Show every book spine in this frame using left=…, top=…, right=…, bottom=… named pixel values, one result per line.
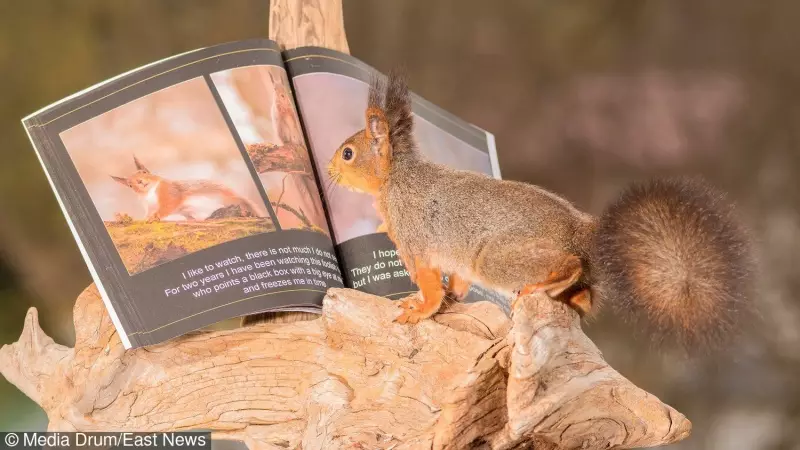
left=283, top=57, right=340, bottom=245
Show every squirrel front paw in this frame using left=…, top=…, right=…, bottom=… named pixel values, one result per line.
left=394, top=296, right=428, bottom=325
left=393, top=293, right=441, bottom=325
left=376, top=222, right=388, bottom=233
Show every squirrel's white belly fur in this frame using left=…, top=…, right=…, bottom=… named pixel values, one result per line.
left=179, top=194, right=228, bottom=220
left=143, top=181, right=232, bottom=221
left=143, top=183, right=161, bottom=218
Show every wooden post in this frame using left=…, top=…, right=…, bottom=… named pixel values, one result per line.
left=269, top=0, right=349, bottom=53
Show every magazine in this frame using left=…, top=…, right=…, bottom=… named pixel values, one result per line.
left=22, top=39, right=508, bottom=349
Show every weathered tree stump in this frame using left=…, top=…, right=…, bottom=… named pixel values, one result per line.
left=0, top=285, right=690, bottom=449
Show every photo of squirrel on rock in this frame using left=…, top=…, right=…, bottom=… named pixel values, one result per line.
left=111, top=155, right=261, bottom=222
left=60, top=76, right=276, bottom=276
left=104, top=154, right=272, bottom=275
left=328, top=70, right=754, bottom=351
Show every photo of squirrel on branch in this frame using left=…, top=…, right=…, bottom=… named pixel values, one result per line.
left=328, top=70, right=754, bottom=351
left=211, top=65, right=330, bottom=237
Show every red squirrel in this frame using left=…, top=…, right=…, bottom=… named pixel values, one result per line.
left=111, top=156, right=259, bottom=222
left=327, top=70, right=753, bottom=350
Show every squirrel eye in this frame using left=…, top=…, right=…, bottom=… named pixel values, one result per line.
left=342, top=147, right=354, bottom=161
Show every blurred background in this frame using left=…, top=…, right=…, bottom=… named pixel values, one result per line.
left=0, top=1, right=798, bottom=448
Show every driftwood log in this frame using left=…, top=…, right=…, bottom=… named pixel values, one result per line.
left=0, top=286, right=690, bottom=449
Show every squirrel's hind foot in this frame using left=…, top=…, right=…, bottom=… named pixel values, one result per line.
left=511, top=287, right=593, bottom=317
left=445, top=274, right=471, bottom=302
left=521, top=256, right=583, bottom=297
left=566, top=288, right=592, bottom=316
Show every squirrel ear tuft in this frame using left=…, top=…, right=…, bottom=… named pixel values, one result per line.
left=365, top=108, right=389, bottom=142
left=133, top=155, right=149, bottom=173
left=368, top=116, right=389, bottom=140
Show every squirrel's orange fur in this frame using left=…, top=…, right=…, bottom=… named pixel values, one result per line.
left=328, top=70, right=753, bottom=350
left=111, top=156, right=259, bottom=222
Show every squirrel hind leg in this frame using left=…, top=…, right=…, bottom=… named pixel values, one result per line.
left=446, top=273, right=471, bottom=302
left=476, top=236, right=583, bottom=295
left=567, top=288, right=593, bottom=317
left=476, top=236, right=588, bottom=313
left=515, top=255, right=583, bottom=298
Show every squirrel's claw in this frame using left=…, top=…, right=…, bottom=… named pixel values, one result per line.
left=394, top=295, right=434, bottom=325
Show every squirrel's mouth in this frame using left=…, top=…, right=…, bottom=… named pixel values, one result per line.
left=326, top=167, right=340, bottom=185
left=325, top=167, right=348, bottom=194
left=326, top=160, right=337, bottom=177
left=326, top=162, right=374, bottom=195
left=341, top=184, right=366, bottom=194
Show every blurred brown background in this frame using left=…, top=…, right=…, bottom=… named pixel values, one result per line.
left=0, top=1, right=798, bottom=448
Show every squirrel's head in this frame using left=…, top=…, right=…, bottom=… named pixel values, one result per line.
left=327, top=69, right=414, bottom=196
left=111, top=156, right=160, bottom=194
left=328, top=107, right=392, bottom=195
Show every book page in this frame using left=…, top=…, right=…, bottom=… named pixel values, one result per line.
left=285, top=47, right=509, bottom=314
left=22, top=40, right=343, bottom=349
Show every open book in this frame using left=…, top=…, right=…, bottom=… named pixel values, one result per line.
left=22, top=39, right=508, bottom=349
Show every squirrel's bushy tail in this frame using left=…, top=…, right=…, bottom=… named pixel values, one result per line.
left=590, top=177, right=754, bottom=351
